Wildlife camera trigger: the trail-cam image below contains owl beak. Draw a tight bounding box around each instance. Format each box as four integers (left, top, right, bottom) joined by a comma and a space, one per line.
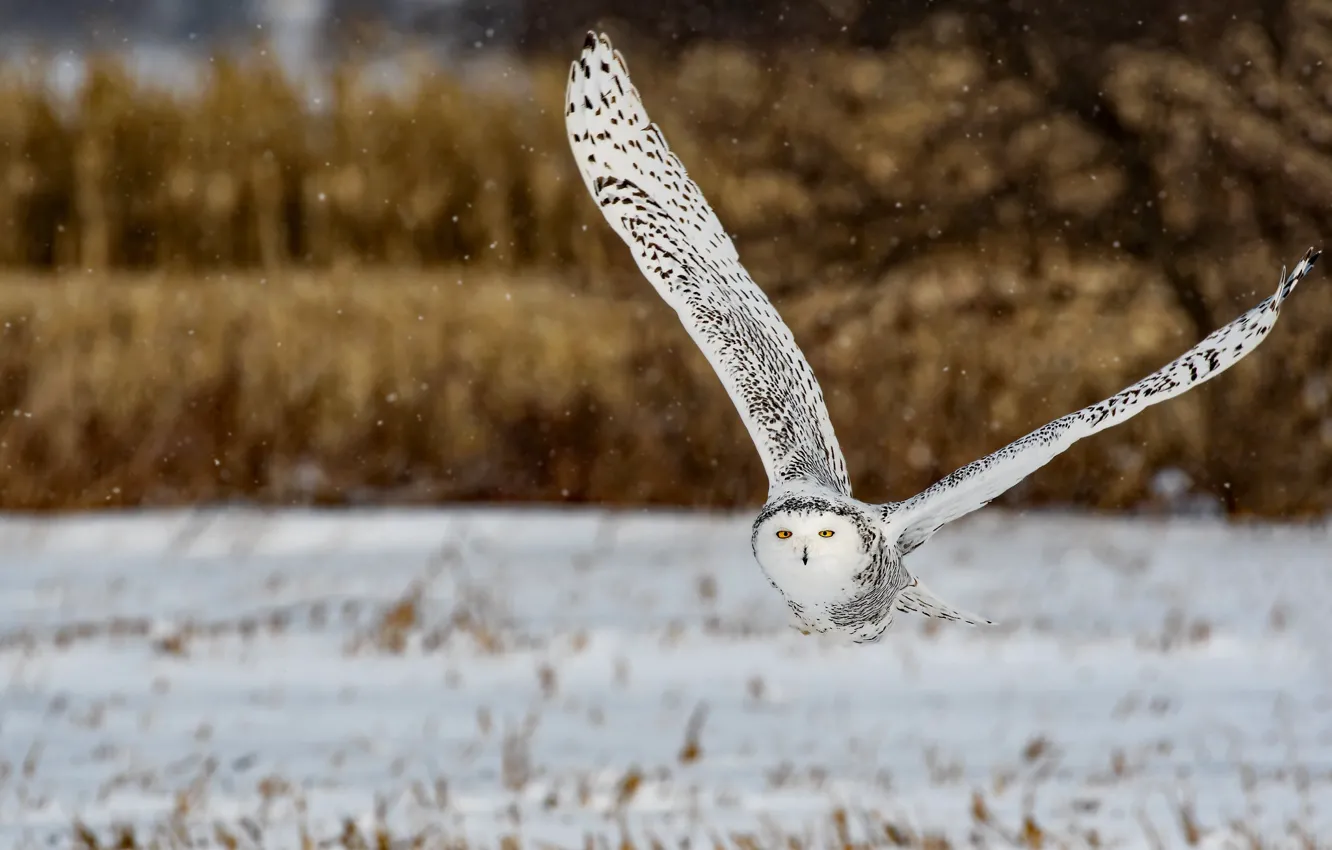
801, 546, 808, 565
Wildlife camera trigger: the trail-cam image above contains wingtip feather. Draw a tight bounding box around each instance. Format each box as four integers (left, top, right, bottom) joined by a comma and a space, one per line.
1276, 246, 1321, 304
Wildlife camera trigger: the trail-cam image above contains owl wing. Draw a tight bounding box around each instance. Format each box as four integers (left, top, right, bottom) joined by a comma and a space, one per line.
883, 249, 1320, 554
565, 32, 852, 496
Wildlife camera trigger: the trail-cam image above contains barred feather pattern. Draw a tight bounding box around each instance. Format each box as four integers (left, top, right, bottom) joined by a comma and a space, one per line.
885, 248, 1321, 555
565, 32, 851, 497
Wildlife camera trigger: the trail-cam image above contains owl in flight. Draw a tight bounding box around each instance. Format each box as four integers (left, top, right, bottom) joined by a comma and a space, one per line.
565, 31, 1320, 643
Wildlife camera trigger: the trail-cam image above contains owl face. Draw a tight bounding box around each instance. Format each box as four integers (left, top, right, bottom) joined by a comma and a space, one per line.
751, 508, 876, 607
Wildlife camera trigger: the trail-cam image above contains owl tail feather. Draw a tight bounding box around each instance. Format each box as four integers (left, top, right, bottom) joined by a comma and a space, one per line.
895, 576, 994, 626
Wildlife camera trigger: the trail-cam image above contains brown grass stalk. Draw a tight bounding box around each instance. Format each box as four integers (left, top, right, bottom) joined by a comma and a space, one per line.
1, 11, 1332, 512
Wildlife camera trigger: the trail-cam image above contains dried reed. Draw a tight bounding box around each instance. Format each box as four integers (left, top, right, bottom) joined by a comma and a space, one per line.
1, 10, 1331, 513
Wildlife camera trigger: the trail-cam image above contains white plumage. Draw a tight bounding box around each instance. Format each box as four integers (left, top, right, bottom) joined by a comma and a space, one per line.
564, 33, 850, 496
566, 31, 1320, 643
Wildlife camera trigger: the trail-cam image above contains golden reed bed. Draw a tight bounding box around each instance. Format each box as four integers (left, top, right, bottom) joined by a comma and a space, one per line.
0, 10, 1330, 513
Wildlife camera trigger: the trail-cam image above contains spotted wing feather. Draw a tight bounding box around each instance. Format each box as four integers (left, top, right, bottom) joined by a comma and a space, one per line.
886, 249, 1320, 553
565, 32, 851, 496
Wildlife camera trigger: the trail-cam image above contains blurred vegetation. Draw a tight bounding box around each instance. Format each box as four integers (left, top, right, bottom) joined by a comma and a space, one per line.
1, 3, 1331, 514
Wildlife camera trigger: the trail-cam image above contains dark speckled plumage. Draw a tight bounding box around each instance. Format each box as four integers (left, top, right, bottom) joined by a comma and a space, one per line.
880, 249, 1320, 557
566, 31, 1320, 643
566, 32, 850, 498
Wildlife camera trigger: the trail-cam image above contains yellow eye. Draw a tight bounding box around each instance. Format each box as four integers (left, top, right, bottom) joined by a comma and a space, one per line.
818, 529, 835, 538
775, 530, 792, 539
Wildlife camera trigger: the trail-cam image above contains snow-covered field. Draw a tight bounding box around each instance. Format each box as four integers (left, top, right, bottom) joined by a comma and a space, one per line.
1, 506, 1329, 848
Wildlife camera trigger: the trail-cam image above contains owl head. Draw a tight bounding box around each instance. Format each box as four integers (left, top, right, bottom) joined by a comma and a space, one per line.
750, 495, 881, 607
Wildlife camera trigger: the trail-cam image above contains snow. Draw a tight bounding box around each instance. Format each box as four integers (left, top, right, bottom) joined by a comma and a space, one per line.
1, 506, 1329, 848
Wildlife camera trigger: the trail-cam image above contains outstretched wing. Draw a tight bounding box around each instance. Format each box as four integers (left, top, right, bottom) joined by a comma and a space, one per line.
884, 249, 1320, 553
565, 32, 851, 496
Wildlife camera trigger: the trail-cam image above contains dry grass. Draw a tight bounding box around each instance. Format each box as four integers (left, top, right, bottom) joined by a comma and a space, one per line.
1, 9, 1332, 512
0, 12, 1323, 288
0, 254, 1329, 515
4, 509, 1325, 850
60, 805, 1324, 850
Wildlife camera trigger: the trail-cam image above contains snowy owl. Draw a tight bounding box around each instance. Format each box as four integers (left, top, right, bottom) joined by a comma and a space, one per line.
565, 31, 1321, 644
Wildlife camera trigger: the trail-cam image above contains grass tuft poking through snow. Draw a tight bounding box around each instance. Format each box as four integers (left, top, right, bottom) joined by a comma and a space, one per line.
1, 507, 1329, 848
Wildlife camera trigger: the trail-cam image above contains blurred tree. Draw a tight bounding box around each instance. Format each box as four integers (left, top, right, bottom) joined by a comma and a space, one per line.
0, 0, 255, 44
0, 0, 1290, 63
491, 0, 1286, 54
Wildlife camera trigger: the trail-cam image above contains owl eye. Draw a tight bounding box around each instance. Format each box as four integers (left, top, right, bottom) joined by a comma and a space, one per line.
775, 530, 792, 539
818, 529, 835, 538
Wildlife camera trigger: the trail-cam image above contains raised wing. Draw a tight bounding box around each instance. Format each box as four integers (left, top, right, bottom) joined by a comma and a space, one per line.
884, 249, 1320, 553
565, 32, 851, 496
